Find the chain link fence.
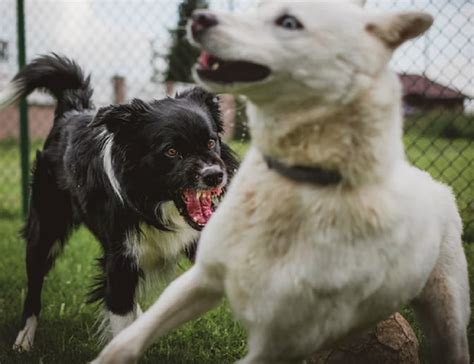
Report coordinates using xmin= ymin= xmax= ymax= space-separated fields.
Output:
xmin=0 ymin=0 xmax=472 ymax=241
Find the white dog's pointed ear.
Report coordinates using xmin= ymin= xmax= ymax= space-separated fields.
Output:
xmin=366 ymin=12 xmax=434 ymax=48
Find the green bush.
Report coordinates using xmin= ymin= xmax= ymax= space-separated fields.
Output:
xmin=406 ymin=110 xmax=474 ymax=140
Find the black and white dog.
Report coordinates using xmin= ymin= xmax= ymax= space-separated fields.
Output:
xmin=0 ymin=54 xmax=238 ymax=351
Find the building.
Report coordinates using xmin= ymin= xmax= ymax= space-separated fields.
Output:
xmin=0 ymin=76 xmax=126 ymax=140
xmin=0 ymin=76 xmax=238 ymax=141
xmin=400 ymin=74 xmax=467 ymax=115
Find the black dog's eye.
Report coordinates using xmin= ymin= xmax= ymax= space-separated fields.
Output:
xmin=208 ymin=139 xmax=216 ymax=150
xmin=276 ymin=15 xmax=304 ymax=30
xmin=165 ymin=147 xmax=178 ymax=158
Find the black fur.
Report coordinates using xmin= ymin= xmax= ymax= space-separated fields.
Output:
xmin=11 ymin=55 xmax=238 ymax=336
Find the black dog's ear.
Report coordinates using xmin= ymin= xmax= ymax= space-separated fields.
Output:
xmin=91 ymin=99 xmax=152 ymax=133
xmin=177 ymin=87 xmax=224 ymax=134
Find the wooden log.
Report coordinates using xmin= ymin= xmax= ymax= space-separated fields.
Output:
xmin=307 ymin=313 xmax=420 ymax=364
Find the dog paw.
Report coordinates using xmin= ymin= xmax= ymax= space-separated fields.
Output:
xmin=12 ymin=316 xmax=38 ymax=352
xmin=13 ymin=331 xmax=34 ymax=352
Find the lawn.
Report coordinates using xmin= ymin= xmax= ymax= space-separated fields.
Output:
xmin=0 ymin=220 xmax=246 ymax=364
xmin=0 ymin=134 xmax=472 ymax=363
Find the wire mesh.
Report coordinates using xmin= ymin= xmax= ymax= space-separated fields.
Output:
xmin=0 ymin=0 xmax=472 ymax=241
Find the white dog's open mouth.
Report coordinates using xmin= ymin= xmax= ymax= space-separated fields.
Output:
xmin=196 ymin=52 xmax=271 ymax=84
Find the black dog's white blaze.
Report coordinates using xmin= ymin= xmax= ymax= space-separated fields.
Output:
xmin=124 ymin=202 xmax=199 ymax=277
xmin=101 ymin=133 xmax=125 ymax=204
xmin=3 ymin=54 xmax=238 ymax=350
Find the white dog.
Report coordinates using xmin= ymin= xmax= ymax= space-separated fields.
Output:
xmin=93 ymin=1 xmax=470 ymax=363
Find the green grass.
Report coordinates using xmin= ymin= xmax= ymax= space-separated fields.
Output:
xmin=404 ymin=133 xmax=474 ymax=242
xmin=0 ymin=134 xmax=473 ymax=363
xmin=0 ymin=139 xmax=44 ymax=219
xmin=0 ymin=220 xmax=246 ymax=364
xmin=406 ymin=111 xmax=474 ymax=141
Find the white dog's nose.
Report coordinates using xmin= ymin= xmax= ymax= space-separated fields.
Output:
xmin=191 ymin=10 xmax=218 ymax=38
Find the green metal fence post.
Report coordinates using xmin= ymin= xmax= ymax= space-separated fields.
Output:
xmin=17 ymin=0 xmax=29 ymax=216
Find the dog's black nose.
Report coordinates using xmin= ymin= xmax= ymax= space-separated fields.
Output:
xmin=202 ymin=167 xmax=224 ymax=187
xmin=191 ymin=11 xmax=218 ymax=38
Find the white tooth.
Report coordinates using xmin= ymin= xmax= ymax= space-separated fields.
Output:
xmin=212 ymin=62 xmax=220 ymax=71
xmin=196 ymin=191 xmax=202 ymax=199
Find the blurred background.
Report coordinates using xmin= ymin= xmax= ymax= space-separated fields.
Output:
xmin=0 ymin=0 xmax=473 ymax=241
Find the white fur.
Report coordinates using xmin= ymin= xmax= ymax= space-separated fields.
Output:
xmin=124 ymin=202 xmax=199 ymax=274
xmin=94 ymin=2 xmax=469 ymax=364
xmin=96 ymin=305 xmax=143 ymax=343
xmin=109 ymin=311 xmax=137 ymax=337
xmin=13 ymin=315 xmax=38 ymax=352
xmin=102 ymin=135 xmax=124 ymax=204
xmin=0 ymin=81 xmax=23 ymax=109
xmin=124 ymin=202 xmax=199 ymax=296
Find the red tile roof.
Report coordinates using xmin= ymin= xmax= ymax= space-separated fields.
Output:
xmin=399 ymin=74 xmax=467 ymax=100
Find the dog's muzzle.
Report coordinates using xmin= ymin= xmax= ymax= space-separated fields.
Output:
xmin=189 ymin=10 xmax=272 ymax=85
xmin=191 ymin=10 xmax=218 ymax=40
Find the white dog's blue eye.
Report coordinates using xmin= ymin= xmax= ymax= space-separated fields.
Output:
xmin=276 ymin=15 xmax=303 ymax=30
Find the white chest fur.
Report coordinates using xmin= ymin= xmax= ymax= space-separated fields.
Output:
xmin=199 ymin=149 xmax=451 ymax=355
xmin=125 ymin=202 xmax=199 ymax=276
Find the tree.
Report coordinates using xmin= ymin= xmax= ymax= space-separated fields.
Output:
xmin=164 ymin=0 xmax=208 ymax=83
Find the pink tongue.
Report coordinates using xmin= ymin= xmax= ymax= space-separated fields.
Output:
xmin=183 ymin=191 xmax=213 ymax=226
xmin=199 ymin=52 xmax=211 ymax=69
xmin=200 ymin=193 xmax=213 ymax=221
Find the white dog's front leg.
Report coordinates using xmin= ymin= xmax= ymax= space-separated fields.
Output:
xmin=91 ymin=266 xmax=223 ymax=364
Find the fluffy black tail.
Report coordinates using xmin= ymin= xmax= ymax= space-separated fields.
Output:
xmin=0 ymin=53 xmax=93 ymax=116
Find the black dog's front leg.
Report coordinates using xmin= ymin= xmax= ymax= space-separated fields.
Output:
xmin=102 ymin=254 xmax=141 ymax=339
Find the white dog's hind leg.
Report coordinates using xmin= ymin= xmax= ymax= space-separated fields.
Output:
xmin=92 ymin=266 xmax=223 ymax=364
xmin=412 ymin=223 xmax=470 ymax=364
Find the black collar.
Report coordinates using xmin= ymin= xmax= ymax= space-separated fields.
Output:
xmin=263 ymin=155 xmax=342 ymax=186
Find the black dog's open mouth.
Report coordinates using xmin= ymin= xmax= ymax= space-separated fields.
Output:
xmin=196 ymin=52 xmax=271 ymax=84
xmin=176 ymin=187 xmax=224 ymax=230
